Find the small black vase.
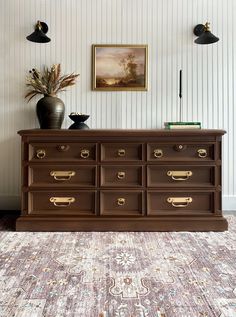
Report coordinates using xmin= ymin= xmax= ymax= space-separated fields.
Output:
xmin=36 ymin=95 xmax=65 ymax=129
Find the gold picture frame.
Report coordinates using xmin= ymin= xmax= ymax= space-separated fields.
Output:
xmin=92 ymin=44 xmax=148 ymax=91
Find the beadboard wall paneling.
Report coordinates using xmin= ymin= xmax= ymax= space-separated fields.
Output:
xmin=0 ymin=0 xmax=235 ymax=210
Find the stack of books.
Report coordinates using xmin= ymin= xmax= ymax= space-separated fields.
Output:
xmin=164 ymin=122 xmax=201 ymax=129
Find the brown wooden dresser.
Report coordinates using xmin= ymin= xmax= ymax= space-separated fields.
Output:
xmin=17 ymin=129 xmax=228 ymax=231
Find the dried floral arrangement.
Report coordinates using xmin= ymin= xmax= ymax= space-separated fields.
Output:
xmin=25 ymin=64 xmax=79 ymax=101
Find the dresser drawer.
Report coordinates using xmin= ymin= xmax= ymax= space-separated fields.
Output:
xmin=100 ymin=190 xmax=144 ymax=215
xmin=101 ymin=165 xmax=143 ymax=187
xmin=147 ymin=165 xmax=216 ymax=187
xmin=29 ymin=142 xmax=97 ymax=161
xmin=101 ymin=143 xmax=143 ymax=161
xmin=147 ymin=143 xmax=214 ymax=161
xmin=28 ymin=165 xmax=96 ymax=187
xmin=28 ymin=190 xmax=97 ymax=215
xmin=147 ymin=191 xmax=215 ymax=215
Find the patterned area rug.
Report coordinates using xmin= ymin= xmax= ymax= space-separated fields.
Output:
xmin=0 ymin=216 xmax=236 ymax=317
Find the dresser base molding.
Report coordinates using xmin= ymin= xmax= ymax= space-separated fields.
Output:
xmin=16 ymin=216 xmax=228 ymax=232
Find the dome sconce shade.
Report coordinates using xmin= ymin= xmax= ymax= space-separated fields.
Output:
xmin=26 ymin=21 xmax=51 ymax=43
xmin=193 ymin=22 xmax=219 ymax=44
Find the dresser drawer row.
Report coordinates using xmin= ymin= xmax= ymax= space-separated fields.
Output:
xmin=27 ymin=190 xmax=218 ymax=216
xmin=27 ymin=164 xmax=217 ymax=187
xmin=28 ymin=142 xmax=217 ymax=162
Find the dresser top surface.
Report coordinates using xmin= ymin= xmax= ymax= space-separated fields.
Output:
xmin=18 ymin=129 xmax=226 ymax=137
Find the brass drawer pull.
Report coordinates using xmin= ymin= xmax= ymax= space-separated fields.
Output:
xmin=80 ymin=149 xmax=90 ymax=159
xmin=36 ymin=149 xmax=46 ymax=159
xmin=118 ymin=149 xmax=126 ymax=157
xmin=167 ymin=197 xmax=192 ymax=208
xmin=50 ymin=171 xmax=76 ymax=181
xmin=117 ymin=198 xmax=126 ymax=206
xmin=50 ymin=197 xmax=75 ymax=207
xmin=197 ymin=149 xmax=207 ymax=158
xmin=167 ymin=171 xmax=192 ymax=181
xmin=117 ymin=171 xmax=126 ymax=180
xmin=153 ymin=149 xmax=163 ymax=158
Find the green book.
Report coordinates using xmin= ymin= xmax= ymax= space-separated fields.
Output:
xmin=164 ymin=122 xmax=201 ymax=129
xmin=165 ymin=121 xmax=201 ymax=126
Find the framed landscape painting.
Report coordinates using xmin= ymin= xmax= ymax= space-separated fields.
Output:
xmin=92 ymin=44 xmax=148 ymax=91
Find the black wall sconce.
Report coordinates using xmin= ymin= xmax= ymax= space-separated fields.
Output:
xmin=26 ymin=21 xmax=51 ymax=43
xmin=193 ymin=22 xmax=219 ymax=44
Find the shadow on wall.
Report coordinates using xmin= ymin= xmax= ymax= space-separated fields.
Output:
xmin=0 ymin=106 xmax=37 ymax=210
xmin=0 ymin=133 xmax=21 ymax=189
xmin=2 ymin=105 xmax=37 ymax=133
xmin=0 ymin=133 xmax=21 ymax=210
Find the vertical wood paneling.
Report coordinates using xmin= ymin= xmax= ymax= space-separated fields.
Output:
xmin=233 ymin=0 xmax=236 ymax=197
xmin=0 ymin=0 xmax=235 ymax=209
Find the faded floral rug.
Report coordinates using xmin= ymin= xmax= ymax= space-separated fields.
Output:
xmin=0 ymin=215 xmax=236 ymax=317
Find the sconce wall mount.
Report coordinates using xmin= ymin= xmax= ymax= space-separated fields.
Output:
xmin=26 ymin=21 xmax=51 ymax=43
xmin=193 ymin=22 xmax=219 ymax=45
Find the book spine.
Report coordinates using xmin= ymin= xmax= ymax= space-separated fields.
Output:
xmin=166 ymin=125 xmax=201 ymax=129
xmin=165 ymin=122 xmax=201 ymax=126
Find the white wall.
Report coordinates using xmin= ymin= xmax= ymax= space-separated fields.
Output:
xmin=0 ymin=0 xmax=235 ymax=210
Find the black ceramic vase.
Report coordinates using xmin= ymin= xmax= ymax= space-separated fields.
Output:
xmin=36 ymin=95 xmax=65 ymax=129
